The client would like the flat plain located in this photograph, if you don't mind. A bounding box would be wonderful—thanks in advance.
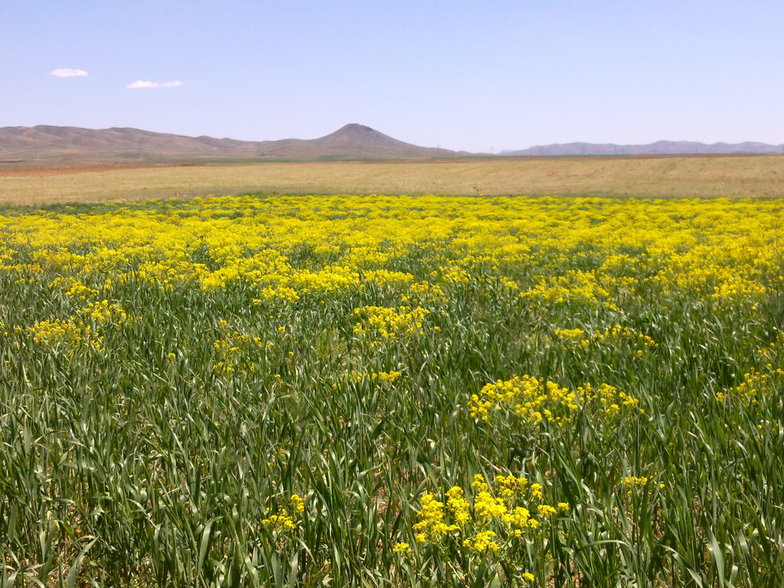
[1,157,784,585]
[2,154,784,205]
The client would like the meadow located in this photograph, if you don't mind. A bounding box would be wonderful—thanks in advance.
[2,154,784,206]
[1,193,783,586]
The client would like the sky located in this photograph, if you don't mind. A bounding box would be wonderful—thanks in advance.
[2,0,783,152]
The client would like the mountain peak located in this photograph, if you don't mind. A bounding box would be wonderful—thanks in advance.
[316,124,405,149]
[0,123,456,163]
[330,123,380,136]
[340,123,373,130]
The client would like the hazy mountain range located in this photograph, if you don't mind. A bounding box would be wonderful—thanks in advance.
[1,124,782,164]
[0,124,461,164]
[503,141,784,156]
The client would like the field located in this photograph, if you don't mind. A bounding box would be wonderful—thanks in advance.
[2,154,784,205]
[1,192,784,585]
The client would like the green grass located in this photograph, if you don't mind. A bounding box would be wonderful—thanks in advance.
[1,194,783,585]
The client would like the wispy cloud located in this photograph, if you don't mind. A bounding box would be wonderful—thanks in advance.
[127,80,183,89]
[51,68,89,78]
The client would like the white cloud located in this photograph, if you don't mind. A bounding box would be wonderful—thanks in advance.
[127,80,183,89]
[51,68,89,78]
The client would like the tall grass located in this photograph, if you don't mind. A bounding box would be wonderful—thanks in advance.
[1,194,783,585]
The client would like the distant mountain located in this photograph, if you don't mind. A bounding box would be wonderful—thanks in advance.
[0,123,459,164]
[3,124,782,165]
[251,124,459,160]
[504,140,784,156]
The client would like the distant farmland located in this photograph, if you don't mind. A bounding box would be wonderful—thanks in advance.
[1,154,784,205]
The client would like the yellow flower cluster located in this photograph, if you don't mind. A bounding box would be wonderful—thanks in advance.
[552,328,586,341]
[717,370,764,404]
[463,530,499,553]
[27,318,91,349]
[622,476,650,488]
[401,281,447,305]
[258,285,300,303]
[520,270,611,307]
[51,276,99,300]
[262,510,297,531]
[352,305,429,342]
[289,493,305,513]
[76,299,128,324]
[407,473,567,556]
[468,375,639,425]
[262,494,305,532]
[27,299,125,353]
[346,370,402,384]
[717,367,784,405]
[554,325,657,356]
[621,475,666,495]
[717,331,784,405]
[413,492,459,542]
[1,195,780,320]
[212,327,269,375]
[711,275,767,301]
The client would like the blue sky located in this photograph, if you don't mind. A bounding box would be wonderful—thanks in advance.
[2,0,783,152]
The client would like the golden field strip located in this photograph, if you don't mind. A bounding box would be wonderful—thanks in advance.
[1,154,784,205]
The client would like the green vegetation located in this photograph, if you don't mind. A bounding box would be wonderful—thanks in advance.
[1,194,783,585]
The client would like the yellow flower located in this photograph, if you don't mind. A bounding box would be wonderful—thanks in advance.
[413,493,458,541]
[446,486,471,524]
[469,374,638,429]
[622,476,649,488]
[262,508,296,531]
[290,494,305,513]
[474,491,507,521]
[504,506,531,528]
[471,474,490,492]
[463,530,500,553]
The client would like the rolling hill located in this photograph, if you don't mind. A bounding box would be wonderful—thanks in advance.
[3,124,783,166]
[0,124,459,164]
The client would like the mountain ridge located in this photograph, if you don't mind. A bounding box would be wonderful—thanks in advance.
[504,140,784,156]
[0,123,460,164]
[2,124,783,165]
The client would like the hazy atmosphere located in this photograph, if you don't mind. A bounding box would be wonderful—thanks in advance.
[3,0,783,152]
